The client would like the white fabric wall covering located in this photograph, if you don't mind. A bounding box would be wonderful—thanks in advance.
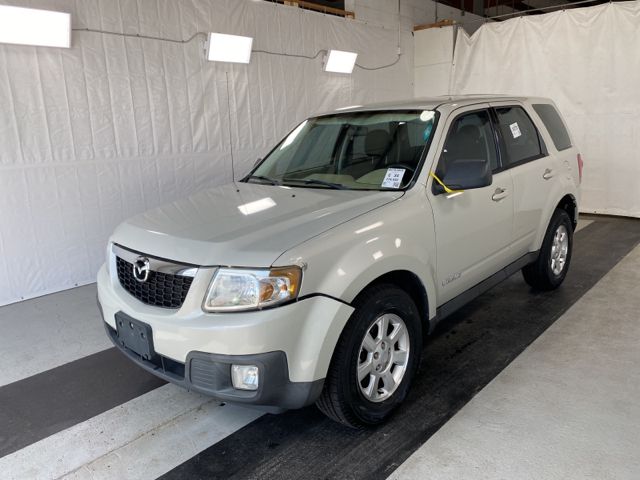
[451,2,640,218]
[414,26,455,97]
[0,0,414,306]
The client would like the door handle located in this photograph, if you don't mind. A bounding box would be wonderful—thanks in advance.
[492,187,508,202]
[543,168,554,180]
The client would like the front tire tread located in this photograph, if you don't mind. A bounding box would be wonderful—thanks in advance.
[316,284,421,428]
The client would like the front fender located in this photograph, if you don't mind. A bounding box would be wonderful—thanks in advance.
[274,192,438,320]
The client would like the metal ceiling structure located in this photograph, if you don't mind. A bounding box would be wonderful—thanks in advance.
[271,0,625,24]
[437,0,620,20]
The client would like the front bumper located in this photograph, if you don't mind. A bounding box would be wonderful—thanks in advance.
[97,264,354,409]
[102,313,323,410]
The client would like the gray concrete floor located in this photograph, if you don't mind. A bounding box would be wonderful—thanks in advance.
[0,284,110,387]
[391,243,640,480]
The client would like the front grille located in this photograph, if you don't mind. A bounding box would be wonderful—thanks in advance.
[116,256,193,308]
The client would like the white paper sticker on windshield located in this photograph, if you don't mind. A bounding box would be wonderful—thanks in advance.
[510,122,522,138]
[382,168,405,189]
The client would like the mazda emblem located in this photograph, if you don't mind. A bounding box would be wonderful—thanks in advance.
[133,257,151,282]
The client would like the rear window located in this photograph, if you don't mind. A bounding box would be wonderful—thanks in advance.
[532,103,572,151]
[495,106,543,166]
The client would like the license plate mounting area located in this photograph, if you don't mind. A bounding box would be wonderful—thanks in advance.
[115,313,156,361]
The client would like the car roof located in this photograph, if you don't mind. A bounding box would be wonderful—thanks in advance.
[319,95,553,115]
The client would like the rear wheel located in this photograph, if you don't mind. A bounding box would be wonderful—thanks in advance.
[316,284,422,428]
[522,208,573,290]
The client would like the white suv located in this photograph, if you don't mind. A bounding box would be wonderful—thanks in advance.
[97,96,582,427]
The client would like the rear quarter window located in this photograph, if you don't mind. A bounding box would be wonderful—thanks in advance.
[532,103,572,151]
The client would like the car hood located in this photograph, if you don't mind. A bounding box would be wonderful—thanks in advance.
[111,182,403,266]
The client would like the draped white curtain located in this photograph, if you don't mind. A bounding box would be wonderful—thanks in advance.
[451,2,640,218]
[0,0,414,305]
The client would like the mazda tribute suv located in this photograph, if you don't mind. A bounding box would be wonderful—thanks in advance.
[97,96,582,427]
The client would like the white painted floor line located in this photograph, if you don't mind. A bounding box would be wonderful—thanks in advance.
[63,400,262,480]
[389,244,640,480]
[0,284,111,387]
[0,384,262,480]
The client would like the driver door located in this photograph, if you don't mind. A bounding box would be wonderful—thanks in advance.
[429,106,515,304]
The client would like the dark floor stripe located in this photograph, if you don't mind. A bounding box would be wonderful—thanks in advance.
[161,216,640,480]
[0,347,165,458]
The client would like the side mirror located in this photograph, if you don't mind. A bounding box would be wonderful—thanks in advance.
[254,157,262,167]
[433,159,492,195]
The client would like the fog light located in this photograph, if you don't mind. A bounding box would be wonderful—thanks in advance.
[231,364,259,391]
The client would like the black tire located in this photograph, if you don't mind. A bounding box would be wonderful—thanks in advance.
[316,284,422,428]
[522,208,573,291]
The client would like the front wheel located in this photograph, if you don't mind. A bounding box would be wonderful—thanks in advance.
[522,208,573,290]
[316,284,422,428]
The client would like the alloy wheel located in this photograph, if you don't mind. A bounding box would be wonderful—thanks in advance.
[357,313,410,403]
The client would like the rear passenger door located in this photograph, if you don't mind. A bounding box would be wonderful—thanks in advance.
[490,102,556,256]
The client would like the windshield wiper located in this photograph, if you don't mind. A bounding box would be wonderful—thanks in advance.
[283,178,347,190]
[244,175,281,186]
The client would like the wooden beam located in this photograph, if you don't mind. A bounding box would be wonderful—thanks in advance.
[284,1,355,19]
[413,19,456,31]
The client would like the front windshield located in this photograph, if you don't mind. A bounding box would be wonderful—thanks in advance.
[246,110,437,191]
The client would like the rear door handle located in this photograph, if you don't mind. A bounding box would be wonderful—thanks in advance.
[543,168,554,180]
[492,187,508,202]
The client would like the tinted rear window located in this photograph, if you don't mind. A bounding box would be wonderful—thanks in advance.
[495,106,543,166]
[533,104,572,151]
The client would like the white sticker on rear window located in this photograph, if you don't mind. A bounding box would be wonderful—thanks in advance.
[510,122,522,138]
[381,168,405,189]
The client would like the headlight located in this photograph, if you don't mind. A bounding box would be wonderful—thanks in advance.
[203,266,302,312]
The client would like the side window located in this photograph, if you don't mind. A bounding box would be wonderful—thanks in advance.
[532,103,572,151]
[438,109,498,175]
[494,106,543,166]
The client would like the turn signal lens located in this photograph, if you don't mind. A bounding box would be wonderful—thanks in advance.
[265,267,302,302]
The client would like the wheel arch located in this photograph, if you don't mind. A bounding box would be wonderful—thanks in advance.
[352,269,432,335]
[534,192,579,250]
[556,193,578,230]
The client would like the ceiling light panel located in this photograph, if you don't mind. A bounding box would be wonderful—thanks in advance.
[207,33,253,64]
[0,5,71,48]
[324,49,358,74]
